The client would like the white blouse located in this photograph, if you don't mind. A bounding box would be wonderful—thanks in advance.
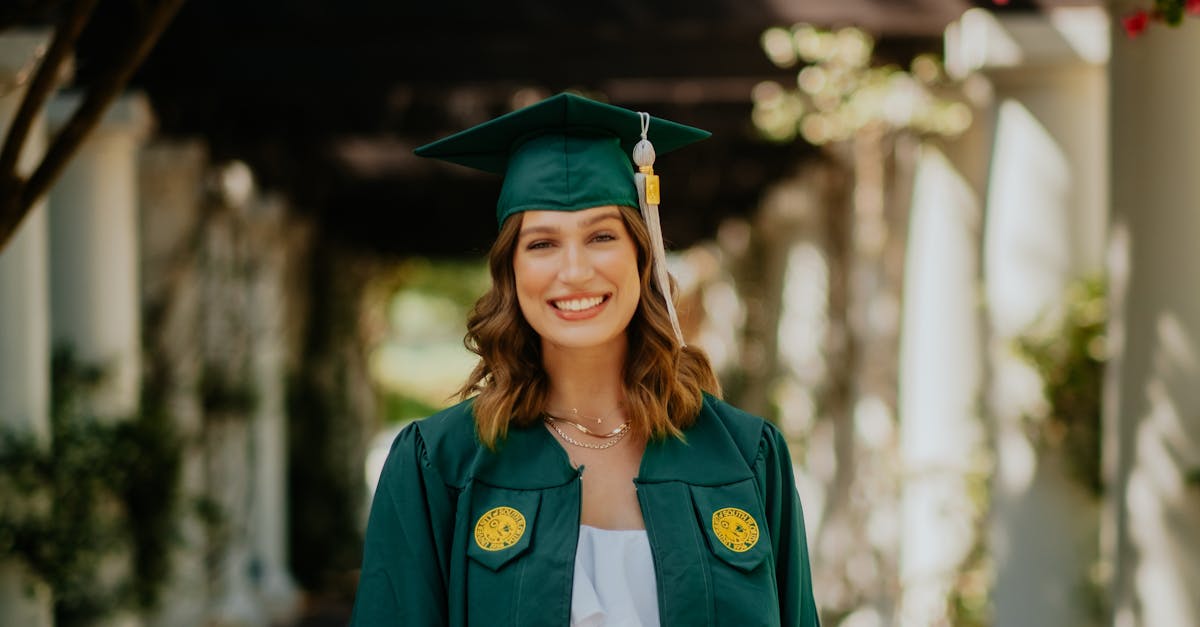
[571,525,660,627]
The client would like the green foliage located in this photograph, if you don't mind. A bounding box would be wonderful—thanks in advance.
[1155,0,1186,26]
[119,397,183,609]
[947,463,994,627]
[1117,0,1199,36]
[754,24,971,145]
[0,351,182,625]
[382,391,440,424]
[389,257,490,311]
[1014,277,1107,497]
[201,364,258,415]
[286,372,364,594]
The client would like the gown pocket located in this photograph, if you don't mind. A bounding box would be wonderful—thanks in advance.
[688,480,781,626]
[466,487,541,571]
[689,480,771,573]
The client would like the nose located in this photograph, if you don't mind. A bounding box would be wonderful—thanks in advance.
[558,241,595,285]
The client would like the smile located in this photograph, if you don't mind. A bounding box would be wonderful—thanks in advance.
[550,294,610,313]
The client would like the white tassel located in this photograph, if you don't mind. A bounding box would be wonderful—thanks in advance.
[633,112,686,348]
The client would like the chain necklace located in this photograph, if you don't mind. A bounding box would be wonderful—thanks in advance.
[545,406,622,426]
[544,415,631,450]
[543,412,629,438]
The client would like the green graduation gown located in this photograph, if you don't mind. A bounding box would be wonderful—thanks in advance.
[351,394,820,626]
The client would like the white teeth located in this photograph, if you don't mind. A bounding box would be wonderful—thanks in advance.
[554,296,604,312]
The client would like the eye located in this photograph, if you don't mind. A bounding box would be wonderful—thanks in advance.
[590,231,618,243]
[525,239,553,250]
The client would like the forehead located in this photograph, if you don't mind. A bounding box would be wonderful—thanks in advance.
[518,205,626,231]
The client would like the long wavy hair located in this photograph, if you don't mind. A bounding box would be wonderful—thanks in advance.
[457,204,720,448]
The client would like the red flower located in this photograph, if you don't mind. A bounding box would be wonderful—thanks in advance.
[1122,9,1151,38]
[1188,0,1200,16]
[993,0,1010,5]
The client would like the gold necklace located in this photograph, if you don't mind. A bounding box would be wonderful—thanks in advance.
[543,412,629,438]
[544,415,631,450]
[545,406,619,426]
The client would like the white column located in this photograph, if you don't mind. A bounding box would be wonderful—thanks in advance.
[1107,10,1200,627]
[46,91,153,418]
[947,8,1110,627]
[201,189,262,627]
[246,195,300,623]
[896,141,986,626]
[139,140,211,627]
[46,92,154,627]
[0,31,54,627]
[207,415,262,627]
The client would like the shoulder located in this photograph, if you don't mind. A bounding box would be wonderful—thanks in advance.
[397,397,481,488]
[698,393,796,469]
[701,393,767,434]
[688,392,789,476]
[698,392,772,462]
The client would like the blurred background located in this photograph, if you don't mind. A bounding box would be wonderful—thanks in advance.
[2,0,1198,625]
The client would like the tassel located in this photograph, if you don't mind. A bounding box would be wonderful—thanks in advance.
[634,112,686,348]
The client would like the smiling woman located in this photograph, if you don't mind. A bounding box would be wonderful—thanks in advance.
[518,205,648,350]
[513,206,640,351]
[466,201,715,449]
[351,93,821,627]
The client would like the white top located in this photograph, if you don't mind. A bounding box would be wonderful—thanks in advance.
[571,525,660,627]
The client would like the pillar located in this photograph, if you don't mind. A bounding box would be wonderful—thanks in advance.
[46,91,154,627]
[896,138,987,626]
[245,194,300,623]
[1106,7,1200,626]
[947,7,1110,626]
[0,30,55,627]
[202,195,263,627]
[139,140,210,626]
[47,91,153,418]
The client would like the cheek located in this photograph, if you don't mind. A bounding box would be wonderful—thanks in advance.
[622,274,643,319]
[612,249,642,309]
[623,244,642,291]
[512,259,546,314]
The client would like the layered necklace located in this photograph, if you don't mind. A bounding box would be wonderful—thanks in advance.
[543,407,631,450]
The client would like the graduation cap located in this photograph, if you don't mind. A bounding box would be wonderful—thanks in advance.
[415,92,711,347]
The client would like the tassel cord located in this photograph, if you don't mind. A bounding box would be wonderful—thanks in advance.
[635,172,686,348]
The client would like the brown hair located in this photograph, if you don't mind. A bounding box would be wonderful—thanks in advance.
[457,204,721,448]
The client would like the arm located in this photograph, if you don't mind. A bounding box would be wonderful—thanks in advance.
[756,423,821,627]
[351,423,456,626]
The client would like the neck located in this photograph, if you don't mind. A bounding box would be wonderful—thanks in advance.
[541,335,627,418]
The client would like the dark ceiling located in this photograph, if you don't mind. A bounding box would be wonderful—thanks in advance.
[29,0,1091,255]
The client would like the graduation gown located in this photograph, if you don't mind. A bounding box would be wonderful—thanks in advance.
[351,394,821,626]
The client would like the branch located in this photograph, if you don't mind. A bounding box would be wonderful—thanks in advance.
[0,0,187,251]
[0,0,95,250]
[0,0,97,183]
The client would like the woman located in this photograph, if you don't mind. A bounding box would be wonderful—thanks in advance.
[352,93,819,626]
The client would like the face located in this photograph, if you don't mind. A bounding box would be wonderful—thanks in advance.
[513,205,641,352]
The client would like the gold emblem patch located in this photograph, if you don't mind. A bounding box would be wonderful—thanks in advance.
[474,506,527,551]
[711,507,759,553]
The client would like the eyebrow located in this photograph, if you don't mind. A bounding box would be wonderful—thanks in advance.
[518,210,623,238]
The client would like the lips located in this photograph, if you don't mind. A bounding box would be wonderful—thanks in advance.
[548,293,610,319]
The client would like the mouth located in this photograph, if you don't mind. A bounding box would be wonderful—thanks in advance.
[549,294,610,317]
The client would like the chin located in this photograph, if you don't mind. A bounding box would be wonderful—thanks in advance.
[538,327,628,352]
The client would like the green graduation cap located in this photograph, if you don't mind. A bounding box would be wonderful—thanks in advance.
[413,92,710,226]
[414,92,710,346]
